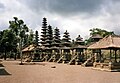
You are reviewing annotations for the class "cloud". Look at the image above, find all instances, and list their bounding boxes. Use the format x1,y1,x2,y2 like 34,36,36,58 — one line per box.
0,2,5,8
0,2,5,13
19,0,107,17
1,0,120,40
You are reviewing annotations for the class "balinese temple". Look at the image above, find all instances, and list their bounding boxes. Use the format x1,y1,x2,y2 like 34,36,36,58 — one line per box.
68,35,86,65
91,34,103,42
82,34,103,67
40,17,47,47
48,27,61,62
52,27,61,47
40,17,48,61
22,18,120,72
88,35,120,71
45,25,53,48
44,25,53,61
57,30,71,63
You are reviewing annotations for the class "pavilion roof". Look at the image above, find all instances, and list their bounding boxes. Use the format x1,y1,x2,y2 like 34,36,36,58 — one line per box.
88,35,120,49
91,34,103,39
61,46,71,50
73,45,87,49
22,44,35,52
51,46,60,50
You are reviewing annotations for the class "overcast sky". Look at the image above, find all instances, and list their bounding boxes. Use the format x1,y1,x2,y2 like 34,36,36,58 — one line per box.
0,0,120,40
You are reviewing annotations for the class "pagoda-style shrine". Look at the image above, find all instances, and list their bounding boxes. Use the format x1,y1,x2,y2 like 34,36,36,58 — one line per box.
88,35,120,71
58,30,71,63
32,31,41,62
69,35,86,65
40,17,47,47
45,25,53,48
40,17,49,61
82,34,103,67
44,25,53,61
91,34,103,42
48,27,61,62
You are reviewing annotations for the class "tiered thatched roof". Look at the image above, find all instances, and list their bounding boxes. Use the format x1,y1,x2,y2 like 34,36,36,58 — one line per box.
88,35,120,49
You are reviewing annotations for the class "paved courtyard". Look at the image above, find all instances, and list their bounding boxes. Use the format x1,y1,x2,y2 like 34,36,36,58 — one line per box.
0,60,120,83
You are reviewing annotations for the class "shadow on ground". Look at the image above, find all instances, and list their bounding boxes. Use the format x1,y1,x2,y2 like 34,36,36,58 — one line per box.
0,64,4,67
0,64,11,76
18,62,46,66
0,69,11,75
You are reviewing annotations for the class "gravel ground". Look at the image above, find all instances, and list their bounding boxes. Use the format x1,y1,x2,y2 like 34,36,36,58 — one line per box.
0,60,120,83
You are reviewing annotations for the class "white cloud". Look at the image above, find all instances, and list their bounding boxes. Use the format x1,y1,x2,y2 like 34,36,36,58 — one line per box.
0,0,120,41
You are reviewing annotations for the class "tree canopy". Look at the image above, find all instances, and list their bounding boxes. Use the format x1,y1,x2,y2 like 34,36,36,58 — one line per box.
90,28,114,37
85,28,115,45
0,17,34,60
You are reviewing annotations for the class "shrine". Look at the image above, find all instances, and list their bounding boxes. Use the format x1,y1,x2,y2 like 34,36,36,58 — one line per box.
88,35,120,71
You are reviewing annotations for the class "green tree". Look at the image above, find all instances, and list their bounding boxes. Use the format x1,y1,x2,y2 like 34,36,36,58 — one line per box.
89,28,114,37
0,31,4,53
22,29,34,47
28,29,34,45
0,29,17,60
9,17,29,64
85,28,114,45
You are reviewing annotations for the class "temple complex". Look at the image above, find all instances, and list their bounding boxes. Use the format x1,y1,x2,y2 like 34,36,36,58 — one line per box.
22,17,120,72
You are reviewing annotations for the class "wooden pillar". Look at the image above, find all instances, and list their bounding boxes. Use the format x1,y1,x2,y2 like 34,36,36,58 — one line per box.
119,50,120,62
63,50,66,63
114,49,117,63
110,49,112,62
99,49,102,62
75,51,80,65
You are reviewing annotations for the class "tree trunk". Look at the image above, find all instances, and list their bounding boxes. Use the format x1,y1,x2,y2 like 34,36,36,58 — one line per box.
4,50,6,60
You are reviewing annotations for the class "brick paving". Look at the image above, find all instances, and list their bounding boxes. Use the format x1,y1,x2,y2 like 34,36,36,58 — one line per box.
0,60,120,83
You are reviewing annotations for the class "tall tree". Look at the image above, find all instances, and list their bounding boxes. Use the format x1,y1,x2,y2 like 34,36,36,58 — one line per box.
9,17,29,64
0,31,4,54
0,29,16,60
9,17,29,45
28,29,34,45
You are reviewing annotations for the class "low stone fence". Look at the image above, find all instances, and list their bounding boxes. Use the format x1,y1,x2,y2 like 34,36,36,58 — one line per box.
93,62,120,71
